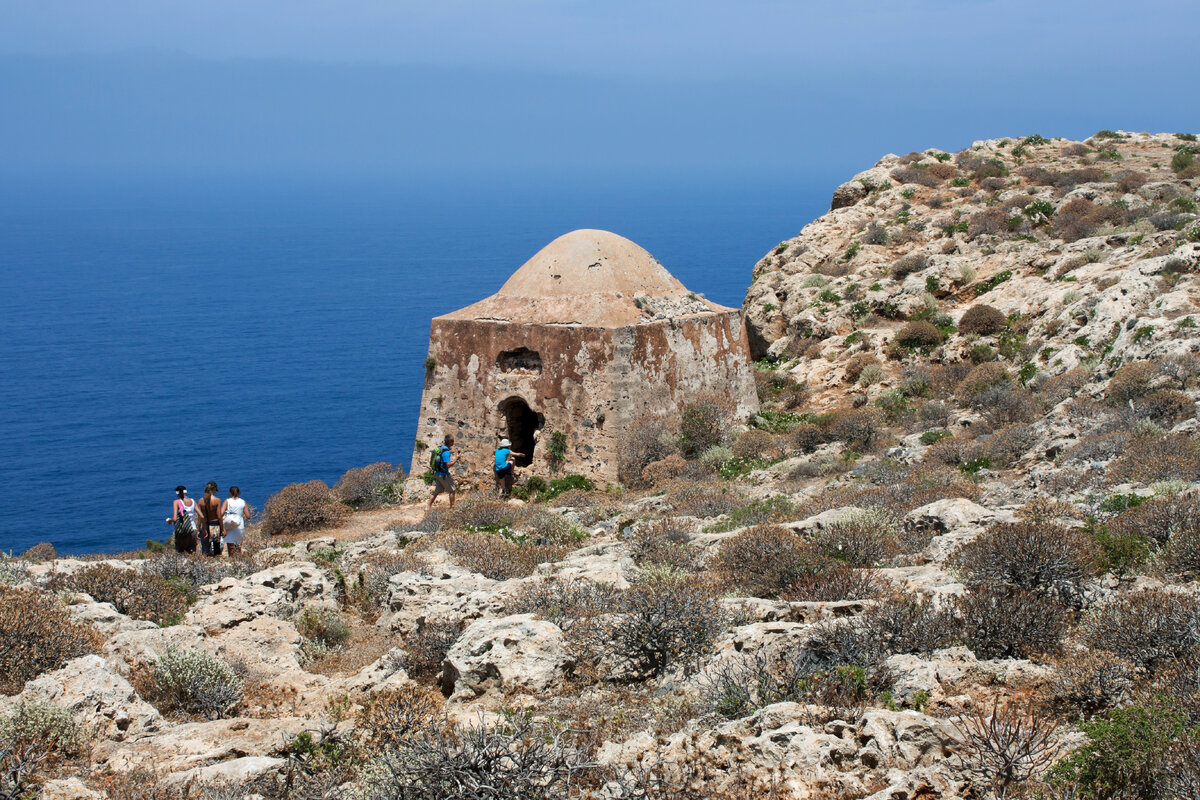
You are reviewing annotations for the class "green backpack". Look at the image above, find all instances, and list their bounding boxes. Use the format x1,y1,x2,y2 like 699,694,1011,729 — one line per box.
429,445,447,473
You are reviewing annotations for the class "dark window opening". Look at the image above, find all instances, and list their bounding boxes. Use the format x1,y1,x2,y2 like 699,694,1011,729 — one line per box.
499,396,539,467
496,348,542,373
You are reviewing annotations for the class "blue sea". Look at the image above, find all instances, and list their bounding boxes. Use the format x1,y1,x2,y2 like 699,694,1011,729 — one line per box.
0,172,827,555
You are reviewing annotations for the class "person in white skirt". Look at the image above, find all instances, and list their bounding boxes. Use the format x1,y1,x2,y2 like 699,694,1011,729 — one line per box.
220,486,249,556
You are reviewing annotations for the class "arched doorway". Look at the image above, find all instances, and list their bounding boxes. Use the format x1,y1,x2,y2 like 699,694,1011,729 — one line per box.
498,397,539,467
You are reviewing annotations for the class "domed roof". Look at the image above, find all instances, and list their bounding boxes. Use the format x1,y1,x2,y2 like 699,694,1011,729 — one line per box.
495,229,688,300
439,229,729,327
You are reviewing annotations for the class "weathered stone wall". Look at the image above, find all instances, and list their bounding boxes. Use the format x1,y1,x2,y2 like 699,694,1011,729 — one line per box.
410,308,758,486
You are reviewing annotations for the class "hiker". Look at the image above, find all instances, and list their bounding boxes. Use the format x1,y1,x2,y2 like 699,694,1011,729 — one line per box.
220,485,248,557
197,481,224,557
426,434,460,510
167,485,199,553
493,438,526,498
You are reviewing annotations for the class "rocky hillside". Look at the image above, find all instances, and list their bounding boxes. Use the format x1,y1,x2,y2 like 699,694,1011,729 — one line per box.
3,131,1200,800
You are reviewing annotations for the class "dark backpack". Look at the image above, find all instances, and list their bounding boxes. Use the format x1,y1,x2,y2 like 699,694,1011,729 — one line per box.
429,445,447,473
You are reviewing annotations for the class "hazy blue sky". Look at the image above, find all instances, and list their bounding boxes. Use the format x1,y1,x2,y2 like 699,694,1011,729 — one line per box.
2,0,1198,181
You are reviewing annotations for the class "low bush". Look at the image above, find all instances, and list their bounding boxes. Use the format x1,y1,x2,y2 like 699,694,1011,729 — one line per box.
58,563,189,625
150,645,243,719
712,525,825,598
891,166,943,187
1134,388,1195,427
403,619,463,680
640,454,689,487
679,393,733,459
1107,494,1200,548
1107,433,1200,484
356,712,590,800
789,423,823,453
628,518,702,573
1105,361,1158,406
1162,526,1200,577
355,684,443,753
808,594,959,664
1049,651,1135,719
954,584,1069,659
619,415,680,486
1055,197,1127,242
892,253,930,280
809,507,901,567
665,482,745,518
953,698,1065,800
295,607,352,649
982,423,1038,468
959,304,1008,335
334,462,405,509
261,480,350,536
779,566,889,602
894,321,944,349
1080,588,1200,674
1050,703,1185,800
976,384,1039,426
0,700,83,757
730,429,779,461
844,352,882,384
140,553,247,589
0,587,97,694
1037,369,1090,407
949,522,1099,604
957,362,1012,403
826,406,884,450
436,532,566,580
442,497,522,533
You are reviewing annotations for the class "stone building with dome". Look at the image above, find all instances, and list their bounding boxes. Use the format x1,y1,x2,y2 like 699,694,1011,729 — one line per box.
410,229,758,485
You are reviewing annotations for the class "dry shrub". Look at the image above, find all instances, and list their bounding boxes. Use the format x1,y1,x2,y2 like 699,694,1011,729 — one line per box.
0,588,97,696
404,619,463,680
436,532,566,580
808,593,959,665
680,393,734,458
952,697,1064,800
333,462,405,509
800,463,981,520
790,423,822,453
261,480,350,536
809,508,901,567
826,406,884,450
712,526,826,598
441,497,522,532
957,362,1011,403
959,304,1008,335
1160,353,1200,390
779,566,889,602
55,563,188,626
1080,588,1200,674
894,320,944,349
1162,526,1200,576
1105,361,1158,406
954,584,1069,659
978,384,1039,427
1117,171,1150,193
20,542,56,561
967,207,1009,240
641,454,689,487
731,429,780,461
628,518,702,573
356,683,444,753
928,162,958,180
620,415,680,486
1061,431,1128,465
927,435,986,468
1107,494,1200,548
1037,369,1089,407
1017,497,1086,525
891,166,942,187
756,370,810,410
1049,650,1136,718
844,353,882,384
1134,388,1196,427
665,482,744,518
892,252,930,280
140,552,247,590
983,424,1038,468
949,522,1099,604
1108,434,1200,484
1055,197,1127,242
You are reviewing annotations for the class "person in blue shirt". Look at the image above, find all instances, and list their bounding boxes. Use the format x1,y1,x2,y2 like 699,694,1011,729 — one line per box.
493,437,527,498
426,434,461,510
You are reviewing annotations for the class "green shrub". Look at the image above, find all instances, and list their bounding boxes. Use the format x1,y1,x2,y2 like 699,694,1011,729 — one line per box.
974,270,1013,296
150,645,243,720
1050,703,1185,800
261,480,350,536
333,462,405,509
